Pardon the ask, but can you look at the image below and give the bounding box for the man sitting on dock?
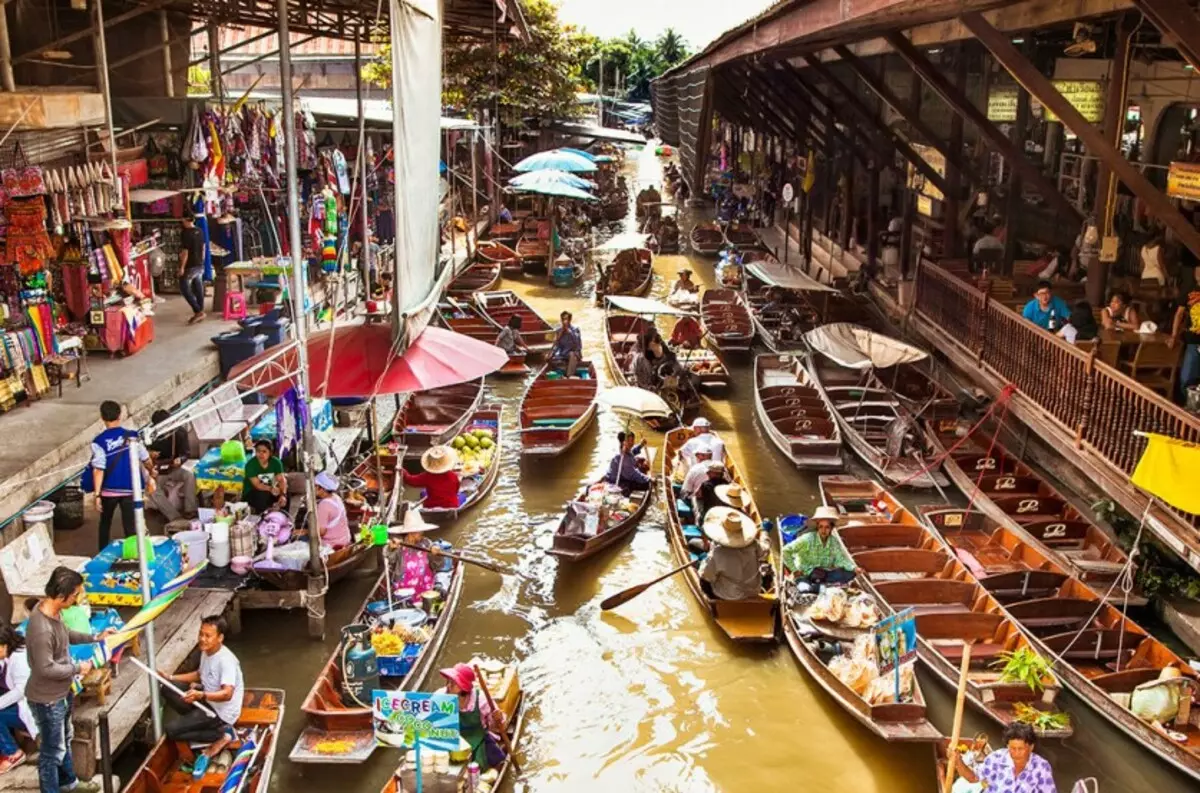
[160,615,244,779]
[781,506,862,594]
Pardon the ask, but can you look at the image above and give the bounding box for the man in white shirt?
[679,449,716,500]
[679,418,725,468]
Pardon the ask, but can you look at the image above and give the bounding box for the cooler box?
[82,536,183,606]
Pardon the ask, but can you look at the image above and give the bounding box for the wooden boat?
[743,268,824,353]
[518,362,598,456]
[548,463,656,562]
[916,505,1200,779]
[343,447,402,529]
[253,542,375,592]
[416,404,503,524]
[124,689,285,793]
[926,419,1147,607]
[595,247,653,305]
[661,426,777,643]
[603,313,700,422]
[805,349,950,489]
[723,221,761,250]
[602,196,628,221]
[435,299,528,375]
[819,477,1075,740]
[474,290,555,355]
[477,239,523,276]
[484,223,521,244]
[778,562,941,741]
[393,378,484,460]
[516,236,551,272]
[446,259,501,296]
[290,555,466,763]
[753,352,843,470]
[382,660,525,793]
[700,288,755,353]
[689,221,726,255]
[667,316,729,389]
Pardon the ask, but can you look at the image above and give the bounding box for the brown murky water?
[235,146,1194,793]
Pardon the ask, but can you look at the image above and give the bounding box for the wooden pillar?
[0,4,16,92]
[900,67,921,278]
[841,158,855,248]
[868,164,880,270]
[1003,82,1029,275]
[945,45,966,257]
[159,11,174,98]
[822,139,835,237]
[207,23,223,102]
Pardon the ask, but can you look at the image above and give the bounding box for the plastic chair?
[223,291,248,321]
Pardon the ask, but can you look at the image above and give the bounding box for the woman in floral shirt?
[389,508,441,594]
[954,723,1057,793]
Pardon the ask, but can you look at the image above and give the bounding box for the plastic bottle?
[467,762,481,791]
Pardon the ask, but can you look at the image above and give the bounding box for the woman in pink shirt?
[314,472,351,549]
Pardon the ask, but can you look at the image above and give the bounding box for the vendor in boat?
[160,615,244,779]
[680,417,726,467]
[388,509,442,595]
[401,446,461,511]
[698,508,768,601]
[781,506,863,593]
[242,439,287,515]
[495,314,527,355]
[437,663,507,771]
[604,432,651,494]
[953,722,1057,793]
[550,311,582,378]
[314,472,352,550]
[670,268,698,298]
[669,315,703,349]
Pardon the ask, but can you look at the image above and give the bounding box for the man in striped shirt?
[781,506,862,593]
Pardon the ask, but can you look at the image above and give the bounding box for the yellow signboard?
[987,87,1019,123]
[1167,161,1200,201]
[907,144,945,204]
[917,195,933,217]
[987,81,1103,124]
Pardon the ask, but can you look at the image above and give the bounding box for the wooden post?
[900,66,921,278]
[868,163,880,271]
[207,23,223,102]
[159,11,174,98]
[1002,80,1029,276]
[822,139,835,239]
[841,157,855,249]
[0,3,17,92]
[945,44,966,257]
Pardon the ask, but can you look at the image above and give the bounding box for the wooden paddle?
[472,664,521,774]
[392,540,515,576]
[943,642,973,793]
[600,559,700,611]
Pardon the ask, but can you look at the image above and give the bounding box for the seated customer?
[1059,300,1100,343]
[1022,280,1073,331]
[698,508,767,600]
[242,440,287,514]
[604,432,651,493]
[781,506,862,594]
[691,461,731,525]
[147,409,198,522]
[402,446,461,510]
[1101,290,1141,331]
[679,449,715,501]
[0,624,33,775]
[159,615,243,778]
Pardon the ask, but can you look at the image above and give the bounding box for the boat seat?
[682,525,703,539]
[1064,557,1126,574]
[904,603,971,616]
[933,642,1006,663]
[676,500,694,519]
[530,418,578,427]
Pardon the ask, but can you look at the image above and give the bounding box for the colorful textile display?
[25,304,57,359]
[3,199,54,273]
[1132,433,1200,514]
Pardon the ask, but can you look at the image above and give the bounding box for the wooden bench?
[0,524,90,622]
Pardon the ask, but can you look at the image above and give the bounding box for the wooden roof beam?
[743,64,828,149]
[1132,0,1200,71]
[961,10,1200,260]
[885,29,1082,225]
[732,65,822,148]
[722,68,805,142]
[713,71,794,141]
[773,62,876,165]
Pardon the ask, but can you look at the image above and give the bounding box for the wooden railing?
[913,260,1200,547]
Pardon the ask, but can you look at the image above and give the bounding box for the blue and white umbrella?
[509,169,595,192]
[557,147,598,161]
[509,181,597,201]
[513,149,597,173]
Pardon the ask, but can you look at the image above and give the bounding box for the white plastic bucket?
[208,521,231,544]
[24,501,56,525]
[174,530,209,570]
[209,538,231,568]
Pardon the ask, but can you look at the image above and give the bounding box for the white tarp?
[746,259,835,293]
[606,295,694,316]
[805,323,929,369]
[392,0,442,338]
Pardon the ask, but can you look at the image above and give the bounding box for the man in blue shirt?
[550,310,582,377]
[1022,280,1073,331]
[90,401,154,552]
[604,432,650,493]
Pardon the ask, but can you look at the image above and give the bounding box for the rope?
[963,391,1013,515]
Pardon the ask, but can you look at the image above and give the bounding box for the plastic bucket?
[174,530,209,570]
[779,514,808,546]
[209,538,231,568]
[208,521,230,544]
[24,500,56,525]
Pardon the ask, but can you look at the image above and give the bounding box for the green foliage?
[1093,499,1200,600]
[992,648,1053,693]
[578,27,692,102]
[1012,702,1071,732]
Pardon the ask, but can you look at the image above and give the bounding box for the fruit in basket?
[451,436,466,450]
[479,436,494,449]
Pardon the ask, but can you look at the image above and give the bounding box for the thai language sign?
[1168,161,1200,201]
[987,81,1103,124]
[373,690,460,750]
[907,143,945,216]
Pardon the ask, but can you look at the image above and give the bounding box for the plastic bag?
[807,587,848,623]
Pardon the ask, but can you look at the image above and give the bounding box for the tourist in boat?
[0,624,33,775]
[437,663,507,771]
[632,334,667,391]
[495,315,527,355]
[604,432,651,494]
[680,417,726,467]
[1022,281,1073,332]
[781,506,862,593]
[692,460,732,525]
[953,722,1057,793]
[159,615,244,779]
[1101,290,1142,331]
[388,509,442,594]
[698,509,768,601]
[1058,300,1100,344]
[550,311,582,377]
[314,472,351,550]
[243,439,288,515]
[679,449,716,502]
[401,446,461,511]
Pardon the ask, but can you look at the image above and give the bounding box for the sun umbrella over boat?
[508,180,597,202]
[513,149,597,173]
[509,168,595,192]
[804,323,929,370]
[227,324,509,398]
[556,147,597,161]
[597,386,672,420]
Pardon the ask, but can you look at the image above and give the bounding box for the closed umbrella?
[513,149,597,173]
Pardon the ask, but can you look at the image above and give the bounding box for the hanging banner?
[987,82,1103,123]
[874,608,917,674]
[373,690,461,749]
[1167,161,1200,201]
[917,195,933,218]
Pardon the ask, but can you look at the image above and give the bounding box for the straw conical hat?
[421,445,459,474]
[714,483,751,510]
[702,507,759,549]
[388,506,439,536]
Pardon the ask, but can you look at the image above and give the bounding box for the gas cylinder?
[340,624,379,707]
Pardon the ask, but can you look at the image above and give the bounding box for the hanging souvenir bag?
[1,143,46,198]
[182,110,208,169]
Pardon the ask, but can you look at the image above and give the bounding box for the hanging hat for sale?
[421,445,459,474]
[702,507,760,549]
[714,482,750,509]
[812,505,840,523]
[438,662,475,692]
[388,506,439,536]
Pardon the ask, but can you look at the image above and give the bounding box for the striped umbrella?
[219,727,261,793]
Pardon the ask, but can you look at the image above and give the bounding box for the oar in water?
[391,540,515,576]
[600,559,700,611]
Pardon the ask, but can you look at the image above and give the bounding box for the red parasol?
[227,324,508,398]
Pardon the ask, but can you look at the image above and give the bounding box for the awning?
[804,323,928,370]
[606,295,693,316]
[227,324,508,399]
[745,260,835,293]
[544,121,647,145]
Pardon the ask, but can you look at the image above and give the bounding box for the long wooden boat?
[926,418,1147,607]
[595,247,654,305]
[518,362,598,457]
[661,426,777,643]
[804,352,949,489]
[667,315,730,389]
[446,259,501,297]
[819,478,1074,740]
[435,299,528,376]
[393,378,484,460]
[254,542,374,592]
[690,221,726,255]
[916,505,1200,779]
[723,221,761,250]
[603,313,700,422]
[124,688,285,793]
[516,236,551,272]
[743,268,824,353]
[753,352,843,471]
[484,223,521,245]
[778,559,941,742]
[548,466,656,562]
[700,288,755,353]
[417,404,503,524]
[382,660,525,793]
[477,239,523,276]
[343,447,402,530]
[474,290,555,355]
[289,554,466,763]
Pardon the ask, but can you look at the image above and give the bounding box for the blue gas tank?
[340,624,379,708]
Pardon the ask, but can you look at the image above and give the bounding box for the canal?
[233,145,1193,793]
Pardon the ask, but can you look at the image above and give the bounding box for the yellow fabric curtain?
[1131,433,1200,514]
